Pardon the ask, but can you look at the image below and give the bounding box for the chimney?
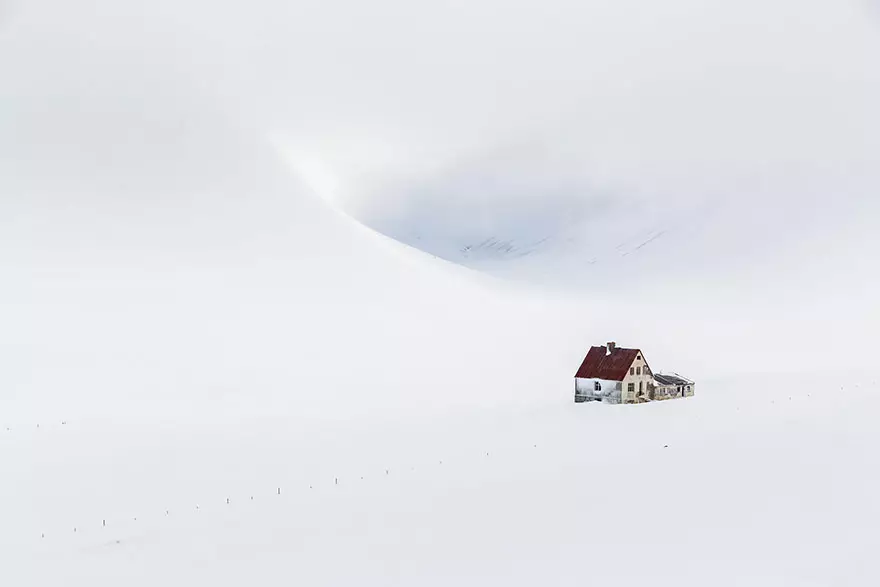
[606,341,616,355]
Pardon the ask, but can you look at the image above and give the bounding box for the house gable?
[624,351,653,379]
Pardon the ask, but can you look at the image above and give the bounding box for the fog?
[2,0,878,362]
[3,1,879,189]
[3,1,878,283]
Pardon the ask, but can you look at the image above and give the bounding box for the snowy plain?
[3,0,880,585]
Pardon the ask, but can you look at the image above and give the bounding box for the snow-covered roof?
[654,373,694,386]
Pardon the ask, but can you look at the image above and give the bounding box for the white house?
[574,342,694,404]
[574,342,655,404]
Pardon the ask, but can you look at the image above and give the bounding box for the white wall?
[575,378,622,403]
[621,352,655,403]
[655,381,695,399]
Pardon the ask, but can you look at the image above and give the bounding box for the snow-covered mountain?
[2,1,879,585]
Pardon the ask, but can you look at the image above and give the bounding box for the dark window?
[630,367,635,376]
[636,367,641,375]
[594,381,602,391]
[628,383,635,393]
[639,381,643,393]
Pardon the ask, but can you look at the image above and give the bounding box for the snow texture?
[2,1,880,585]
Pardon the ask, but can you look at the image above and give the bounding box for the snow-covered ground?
[8,373,880,586]
[3,1,880,585]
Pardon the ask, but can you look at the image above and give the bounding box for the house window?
[637,355,641,360]
[636,367,641,375]
[628,383,635,393]
[639,381,643,393]
[630,367,635,376]
[594,381,602,392]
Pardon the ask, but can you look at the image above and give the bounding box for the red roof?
[574,345,641,381]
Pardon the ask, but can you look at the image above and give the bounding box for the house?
[653,373,695,400]
[574,342,695,404]
[574,342,655,404]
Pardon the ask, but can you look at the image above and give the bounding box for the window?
[637,355,641,360]
[639,381,643,393]
[628,383,635,393]
[636,367,641,376]
[630,367,635,376]
[594,381,602,392]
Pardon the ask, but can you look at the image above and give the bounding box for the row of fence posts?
[36,444,543,541]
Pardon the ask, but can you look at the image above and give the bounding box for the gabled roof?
[574,345,641,381]
[654,373,693,386]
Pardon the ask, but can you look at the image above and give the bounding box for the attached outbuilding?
[653,373,695,400]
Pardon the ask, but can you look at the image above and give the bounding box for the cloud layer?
[1,0,878,283]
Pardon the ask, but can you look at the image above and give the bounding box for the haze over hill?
[2,1,879,585]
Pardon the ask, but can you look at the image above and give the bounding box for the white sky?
[2,0,879,201]
[1,0,878,295]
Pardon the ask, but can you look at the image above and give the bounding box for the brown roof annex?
[574,345,642,381]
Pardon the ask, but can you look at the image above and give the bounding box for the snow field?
[6,374,880,585]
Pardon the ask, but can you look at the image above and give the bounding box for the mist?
[3,1,878,283]
[2,0,878,365]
